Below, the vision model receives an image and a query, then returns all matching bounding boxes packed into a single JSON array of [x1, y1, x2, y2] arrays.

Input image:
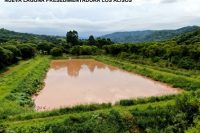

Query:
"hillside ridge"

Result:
[[101, 26, 199, 43]]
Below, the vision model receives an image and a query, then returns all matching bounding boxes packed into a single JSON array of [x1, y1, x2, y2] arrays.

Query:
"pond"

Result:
[[34, 59, 180, 111]]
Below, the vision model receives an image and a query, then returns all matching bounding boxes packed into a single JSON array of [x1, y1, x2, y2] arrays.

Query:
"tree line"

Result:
[[103, 41, 200, 69], [1, 29, 200, 70], [0, 30, 113, 69]]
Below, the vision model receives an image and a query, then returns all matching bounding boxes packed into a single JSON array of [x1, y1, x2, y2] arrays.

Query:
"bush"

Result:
[[119, 95, 176, 106], [50, 47, 63, 57], [131, 91, 200, 132], [70, 45, 98, 55], [3, 45, 21, 63], [177, 57, 194, 69], [0, 46, 14, 68], [37, 42, 53, 54], [48, 110, 126, 133], [70, 45, 80, 55], [18, 44, 36, 59], [118, 52, 130, 59], [79, 45, 98, 55]]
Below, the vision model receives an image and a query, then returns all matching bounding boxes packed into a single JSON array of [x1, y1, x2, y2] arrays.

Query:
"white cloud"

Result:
[[0, 0, 200, 37], [161, 0, 177, 4]]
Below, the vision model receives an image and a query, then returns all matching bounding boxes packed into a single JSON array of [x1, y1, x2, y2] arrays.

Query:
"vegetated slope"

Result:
[[0, 28, 64, 44], [0, 28, 200, 132], [175, 27, 200, 45], [0, 28, 68, 70], [101, 26, 199, 43], [1, 56, 200, 133], [102, 26, 200, 70], [0, 56, 50, 119]]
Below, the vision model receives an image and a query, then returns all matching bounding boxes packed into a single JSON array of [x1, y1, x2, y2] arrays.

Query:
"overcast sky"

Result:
[[0, 0, 200, 37]]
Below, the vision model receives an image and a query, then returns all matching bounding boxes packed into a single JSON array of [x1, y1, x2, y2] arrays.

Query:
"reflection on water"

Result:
[[51, 59, 117, 77], [34, 59, 180, 111]]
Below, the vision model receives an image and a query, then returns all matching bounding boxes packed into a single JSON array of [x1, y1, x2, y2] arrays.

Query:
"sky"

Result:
[[0, 0, 200, 37]]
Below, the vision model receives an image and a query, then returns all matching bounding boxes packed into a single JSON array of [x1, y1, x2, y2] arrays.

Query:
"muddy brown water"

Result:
[[34, 59, 181, 111]]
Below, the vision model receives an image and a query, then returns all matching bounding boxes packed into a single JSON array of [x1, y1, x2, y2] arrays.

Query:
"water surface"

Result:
[[34, 59, 180, 111]]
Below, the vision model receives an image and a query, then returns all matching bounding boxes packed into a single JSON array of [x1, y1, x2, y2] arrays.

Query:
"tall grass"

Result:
[[1, 55, 200, 132], [95, 56, 200, 91], [0, 56, 50, 119]]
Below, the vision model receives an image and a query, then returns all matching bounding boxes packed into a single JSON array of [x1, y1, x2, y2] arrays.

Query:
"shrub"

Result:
[[70, 45, 80, 55], [79, 45, 98, 55], [177, 57, 194, 69], [3, 45, 21, 63], [131, 91, 200, 132], [50, 47, 63, 57], [70, 45, 98, 55], [119, 95, 176, 106], [0, 46, 14, 68], [118, 52, 130, 59], [49, 110, 126, 133], [37, 42, 53, 54], [18, 44, 36, 59]]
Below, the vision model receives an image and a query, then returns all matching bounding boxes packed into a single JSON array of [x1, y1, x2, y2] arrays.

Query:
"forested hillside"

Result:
[[176, 28, 200, 45], [0, 28, 66, 69], [0, 28, 65, 44], [0, 29, 112, 69], [101, 26, 199, 43], [102, 27, 200, 69]]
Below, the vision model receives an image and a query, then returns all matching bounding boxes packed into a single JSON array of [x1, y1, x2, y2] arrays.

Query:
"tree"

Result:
[[0, 47, 13, 68], [96, 38, 113, 48], [62, 43, 71, 53], [66, 30, 79, 46], [18, 44, 36, 59], [88, 35, 96, 45], [3, 45, 21, 63], [70, 45, 80, 55], [50, 47, 63, 57], [79, 45, 98, 55], [37, 41, 52, 54]]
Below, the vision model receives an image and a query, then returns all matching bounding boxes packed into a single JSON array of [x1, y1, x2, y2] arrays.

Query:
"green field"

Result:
[[0, 55, 199, 133], [0, 27, 200, 132], [0, 56, 50, 120]]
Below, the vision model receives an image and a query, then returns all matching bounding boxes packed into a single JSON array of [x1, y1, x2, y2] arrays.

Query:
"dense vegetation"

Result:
[[103, 42, 200, 69], [95, 56, 200, 91], [0, 56, 50, 120], [131, 91, 200, 132], [0, 28, 65, 44], [101, 26, 199, 43], [102, 28, 200, 70], [0, 29, 113, 69], [0, 27, 200, 132], [0, 29, 64, 69]]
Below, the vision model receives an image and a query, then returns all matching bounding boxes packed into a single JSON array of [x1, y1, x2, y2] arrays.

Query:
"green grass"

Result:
[[0, 55, 199, 133], [95, 56, 200, 91], [2, 100, 174, 132], [0, 56, 50, 120]]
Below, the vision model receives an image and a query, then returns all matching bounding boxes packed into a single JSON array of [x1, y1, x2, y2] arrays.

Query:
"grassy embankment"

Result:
[[0, 56, 50, 120], [95, 56, 200, 91], [0, 55, 199, 132]]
